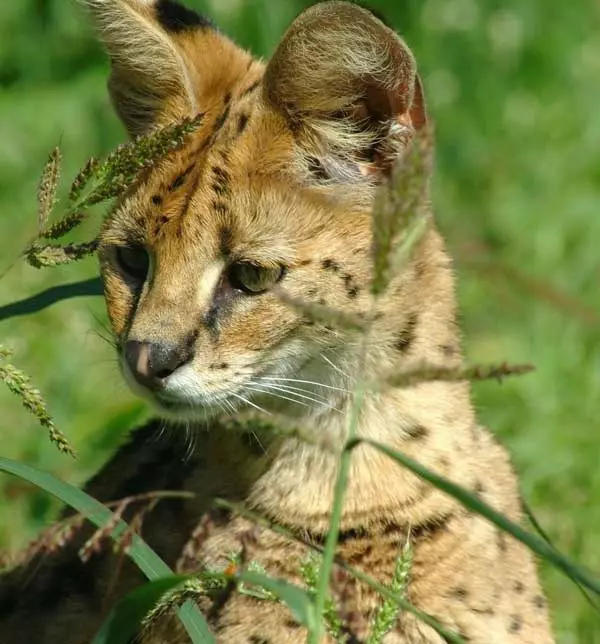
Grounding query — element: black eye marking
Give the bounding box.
[228,262,284,295]
[115,246,149,281]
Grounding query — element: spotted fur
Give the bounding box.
[0,1,553,643]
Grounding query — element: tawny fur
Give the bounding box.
[0,1,553,643]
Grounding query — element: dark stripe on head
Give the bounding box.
[156,0,213,33]
[237,112,249,135]
[240,79,261,98]
[168,165,194,192]
[219,225,233,255]
[213,104,232,135]
[211,166,230,196]
[213,200,230,218]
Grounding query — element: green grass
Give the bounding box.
[0,0,599,641]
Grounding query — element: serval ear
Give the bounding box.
[264,1,427,178]
[83,0,252,137]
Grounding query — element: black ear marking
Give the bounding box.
[156,0,213,33]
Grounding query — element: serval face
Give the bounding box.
[93,0,426,420]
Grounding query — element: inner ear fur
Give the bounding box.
[84,0,252,137]
[264,1,427,172]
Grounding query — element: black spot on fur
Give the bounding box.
[513,580,525,594]
[406,423,428,439]
[284,618,301,630]
[533,594,546,609]
[237,112,249,135]
[156,0,212,33]
[411,513,454,541]
[337,525,371,543]
[393,313,418,353]
[321,258,340,272]
[450,586,469,599]
[474,480,485,495]
[219,225,233,255]
[496,530,508,552]
[152,195,163,205]
[343,273,360,298]
[508,616,522,633]
[307,287,318,297]
[439,343,458,357]
[248,637,271,644]
[160,215,169,224]
[414,259,427,279]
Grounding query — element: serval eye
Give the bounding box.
[228,262,284,294]
[115,245,149,281]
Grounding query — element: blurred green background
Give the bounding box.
[0,0,598,641]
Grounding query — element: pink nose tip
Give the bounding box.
[124,340,191,390]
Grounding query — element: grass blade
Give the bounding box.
[0,457,214,644]
[237,570,315,630]
[352,439,600,597]
[92,575,190,644]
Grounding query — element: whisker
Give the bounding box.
[320,353,351,379]
[250,380,330,400]
[250,430,267,455]
[245,385,314,410]
[184,421,196,462]
[250,382,334,407]
[230,391,272,416]
[256,377,351,393]
[246,385,341,413]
